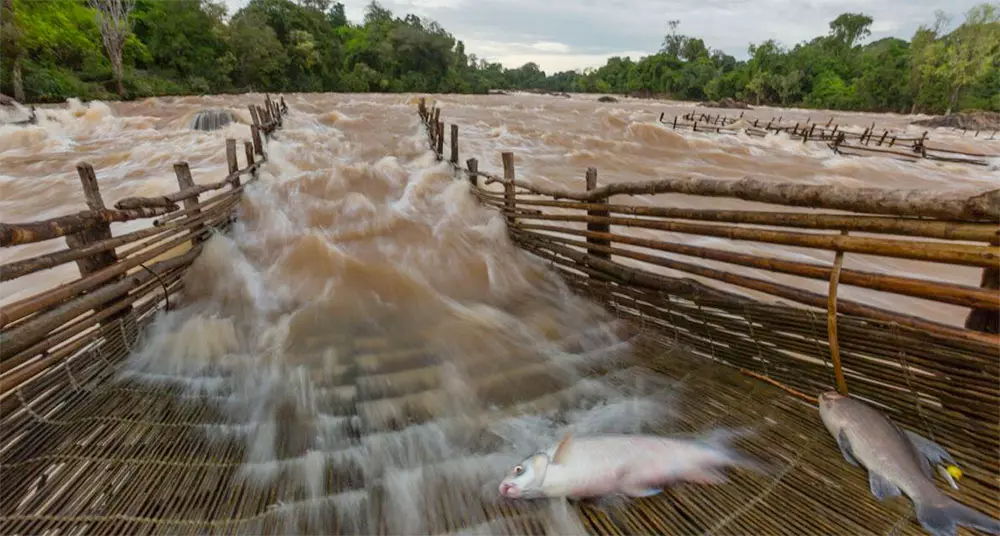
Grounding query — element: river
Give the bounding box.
[0,93,996,533]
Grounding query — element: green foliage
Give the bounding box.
[3,0,998,116]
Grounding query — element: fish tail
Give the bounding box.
[699,427,772,476]
[916,494,1000,536]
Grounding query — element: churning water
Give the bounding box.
[1,92,996,532]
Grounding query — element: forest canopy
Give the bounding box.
[1,0,997,114]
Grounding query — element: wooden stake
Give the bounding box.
[502,152,516,227]
[249,105,260,127]
[174,163,204,247]
[585,167,611,261]
[827,230,850,395]
[966,233,1000,334]
[251,125,263,157]
[226,138,239,174]
[450,124,459,165]
[436,121,445,157]
[466,158,478,187]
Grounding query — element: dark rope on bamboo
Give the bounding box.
[138,263,170,312]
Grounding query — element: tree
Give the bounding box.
[935,3,1000,114]
[90,0,134,96]
[908,11,949,113]
[828,13,873,48]
[1,0,24,101]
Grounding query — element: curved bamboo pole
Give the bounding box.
[828,231,849,396]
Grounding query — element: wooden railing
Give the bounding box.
[419,98,999,507]
[0,95,289,406]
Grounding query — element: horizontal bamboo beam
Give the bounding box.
[513,231,999,348]
[0,248,200,362]
[0,205,230,331]
[475,194,998,242]
[0,196,237,283]
[114,161,259,210]
[0,206,176,248]
[481,175,1000,222]
[512,225,998,310]
[508,213,1000,268]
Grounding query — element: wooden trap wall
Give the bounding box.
[419,98,1000,518]
[658,109,999,166]
[0,95,289,500]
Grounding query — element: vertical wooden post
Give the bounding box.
[226,138,240,187]
[877,130,888,146]
[432,108,440,127]
[501,152,516,227]
[436,122,445,157]
[174,163,204,247]
[67,163,135,347]
[658,112,664,122]
[418,98,427,121]
[672,116,678,129]
[249,105,260,128]
[965,233,1000,334]
[450,124,459,165]
[466,158,478,187]
[244,140,255,182]
[585,167,610,260]
[251,125,264,158]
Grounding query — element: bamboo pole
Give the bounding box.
[0,206,176,247]
[480,197,997,242]
[828,230,849,395]
[511,229,999,347]
[244,141,255,182]
[436,121,445,157]
[482,175,1000,222]
[0,250,198,389]
[0,198,236,282]
[496,222,998,310]
[966,233,1000,334]
[508,213,1000,268]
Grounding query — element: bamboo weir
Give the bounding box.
[0,94,997,535]
[657,109,1000,166]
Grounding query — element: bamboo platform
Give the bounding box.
[657,110,999,166]
[0,96,997,535]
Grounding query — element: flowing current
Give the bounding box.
[0,93,997,532]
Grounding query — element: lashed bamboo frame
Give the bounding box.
[418,100,999,514]
[0,95,289,399]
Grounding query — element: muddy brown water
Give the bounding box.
[0,93,997,532]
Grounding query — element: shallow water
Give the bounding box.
[1,92,997,532]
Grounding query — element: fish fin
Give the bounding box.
[868,472,902,501]
[836,430,860,467]
[627,488,662,497]
[552,433,572,465]
[916,496,1000,536]
[904,430,960,490]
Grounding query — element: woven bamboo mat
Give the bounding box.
[1,319,988,535]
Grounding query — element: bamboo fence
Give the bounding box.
[420,98,1000,520]
[658,110,999,166]
[0,94,287,498]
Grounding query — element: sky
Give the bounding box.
[221,0,983,73]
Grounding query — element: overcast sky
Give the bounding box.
[222,0,981,73]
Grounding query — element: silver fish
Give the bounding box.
[818,391,1000,536]
[497,428,761,500]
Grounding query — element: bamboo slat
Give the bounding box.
[0,206,176,247]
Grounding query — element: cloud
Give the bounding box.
[222,0,987,72]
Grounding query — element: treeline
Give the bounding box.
[1,0,997,115]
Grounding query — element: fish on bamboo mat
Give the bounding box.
[497,428,764,500]
[818,391,1000,536]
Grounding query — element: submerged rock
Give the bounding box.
[597,96,618,103]
[190,108,235,131]
[912,110,1000,131]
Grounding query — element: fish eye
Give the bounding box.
[514,465,523,475]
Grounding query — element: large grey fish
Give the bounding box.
[497,428,763,500]
[818,391,1000,536]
